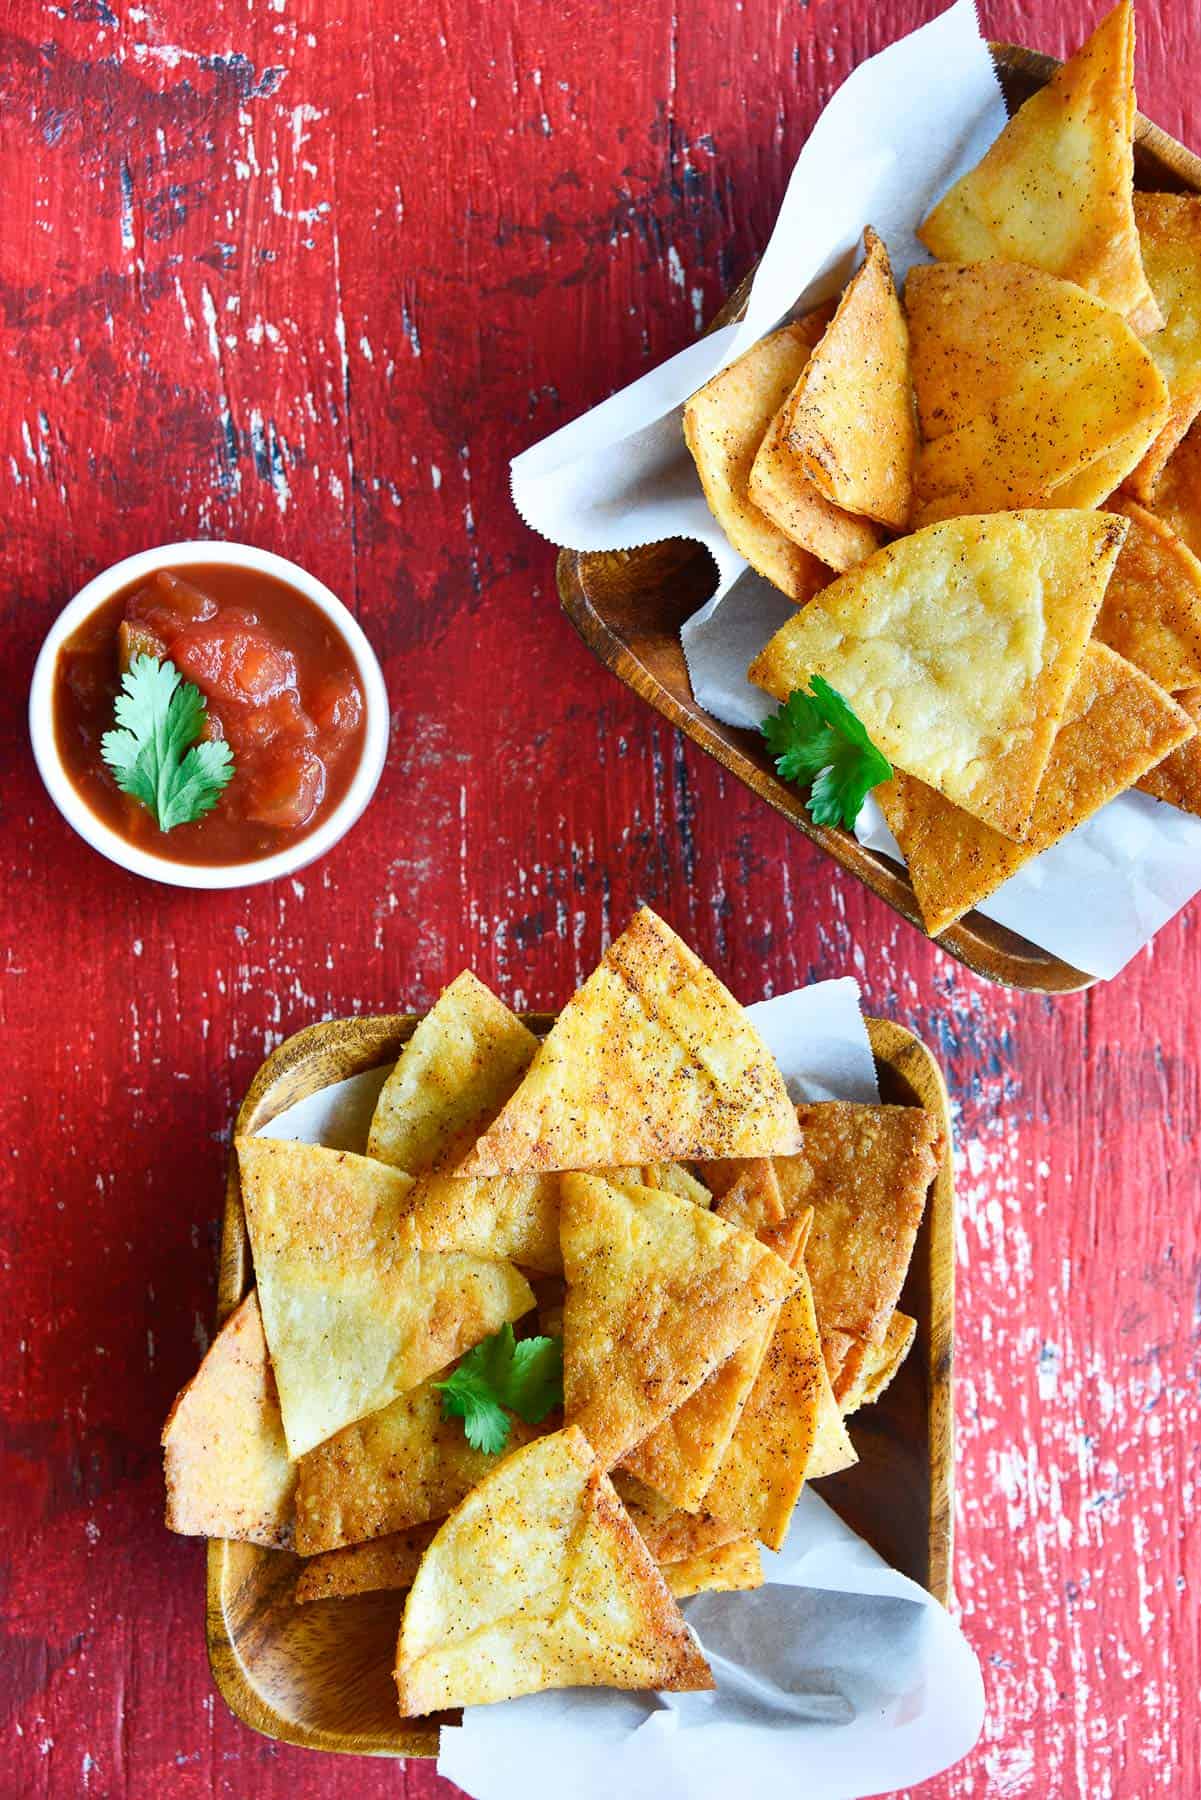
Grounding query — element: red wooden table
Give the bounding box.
[3,1,1199,1795]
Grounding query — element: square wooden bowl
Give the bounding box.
[205,1009,955,1757]
[557,44,1201,995]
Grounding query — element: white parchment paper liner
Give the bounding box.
[257,978,984,1800]
[510,0,1201,980]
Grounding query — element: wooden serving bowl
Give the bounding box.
[557,45,1201,995]
[205,1010,954,1758]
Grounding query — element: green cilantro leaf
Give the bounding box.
[761,675,892,830]
[434,1324,563,1455]
[100,654,234,832]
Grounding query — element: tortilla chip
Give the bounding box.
[775,1103,940,1346]
[462,908,802,1174]
[294,1366,545,1554]
[748,365,885,574]
[560,1171,798,1467]
[161,1289,295,1547]
[1148,415,1201,557]
[805,1355,859,1481]
[700,1235,823,1550]
[683,318,834,600]
[644,1163,712,1208]
[617,1204,804,1510]
[394,1427,713,1712]
[749,510,1127,840]
[1096,498,1201,689]
[295,1525,437,1603]
[855,1311,918,1411]
[880,643,1196,936]
[782,228,914,528]
[919,2,1159,331]
[821,1329,869,1407]
[905,262,1166,524]
[1138,686,1201,815]
[399,1169,563,1276]
[236,1137,534,1458]
[609,1477,743,1563]
[367,971,539,1173]
[662,1537,763,1599]
[1126,193,1201,496]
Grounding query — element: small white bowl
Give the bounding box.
[29,541,390,890]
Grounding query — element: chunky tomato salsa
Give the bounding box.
[53,563,366,866]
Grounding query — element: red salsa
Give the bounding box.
[53,563,367,866]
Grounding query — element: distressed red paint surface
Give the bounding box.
[1,1,1199,1795]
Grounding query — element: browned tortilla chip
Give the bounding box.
[236,1137,534,1458]
[394,1427,713,1712]
[662,1537,763,1599]
[615,1483,745,1565]
[879,643,1196,937]
[707,1159,784,1232]
[400,1168,563,1275]
[1126,193,1201,496]
[919,3,1159,331]
[462,908,802,1175]
[1148,416,1201,557]
[1138,687,1201,815]
[161,1289,295,1547]
[805,1354,859,1481]
[683,318,834,601]
[368,971,538,1173]
[1097,498,1201,690]
[780,228,914,529]
[749,510,1127,840]
[774,1103,940,1346]
[854,1312,918,1411]
[560,1170,798,1467]
[294,1525,437,1603]
[905,263,1166,524]
[294,1364,545,1554]
[821,1329,868,1407]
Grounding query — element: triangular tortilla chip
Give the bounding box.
[399,1169,563,1275]
[919,2,1160,330]
[749,510,1128,839]
[821,1329,869,1406]
[161,1289,295,1547]
[805,1355,859,1481]
[880,643,1196,936]
[236,1137,534,1458]
[295,1525,437,1603]
[684,318,834,600]
[774,1102,940,1345]
[560,1171,798,1466]
[462,908,802,1174]
[613,1475,744,1563]
[394,1427,713,1712]
[779,228,914,528]
[1138,686,1201,815]
[1096,498,1201,689]
[700,1234,823,1550]
[662,1537,763,1599]
[368,970,538,1173]
[294,1364,546,1554]
[905,263,1167,525]
[1126,193,1201,497]
[1148,415,1201,557]
[853,1311,918,1412]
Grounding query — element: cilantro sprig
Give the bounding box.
[101,653,234,832]
[761,676,892,830]
[435,1324,563,1455]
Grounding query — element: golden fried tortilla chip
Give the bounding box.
[880,643,1196,936]
[394,1427,713,1713]
[749,510,1127,839]
[775,1103,940,1345]
[684,319,834,600]
[662,1537,763,1599]
[1138,686,1201,815]
[1126,193,1201,496]
[919,2,1159,331]
[294,1525,437,1603]
[905,262,1166,524]
[560,1171,798,1467]
[821,1329,868,1407]
[1096,498,1201,689]
[161,1289,295,1547]
[701,1234,823,1551]
[707,1160,784,1233]
[294,1365,545,1554]
[462,908,802,1174]
[1148,416,1201,557]
[400,1169,563,1275]
[855,1311,918,1411]
[368,972,539,1173]
[805,1354,859,1481]
[782,228,914,528]
[236,1137,534,1458]
[617,1483,745,1564]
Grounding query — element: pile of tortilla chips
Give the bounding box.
[162,908,943,1722]
[685,1,1201,939]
